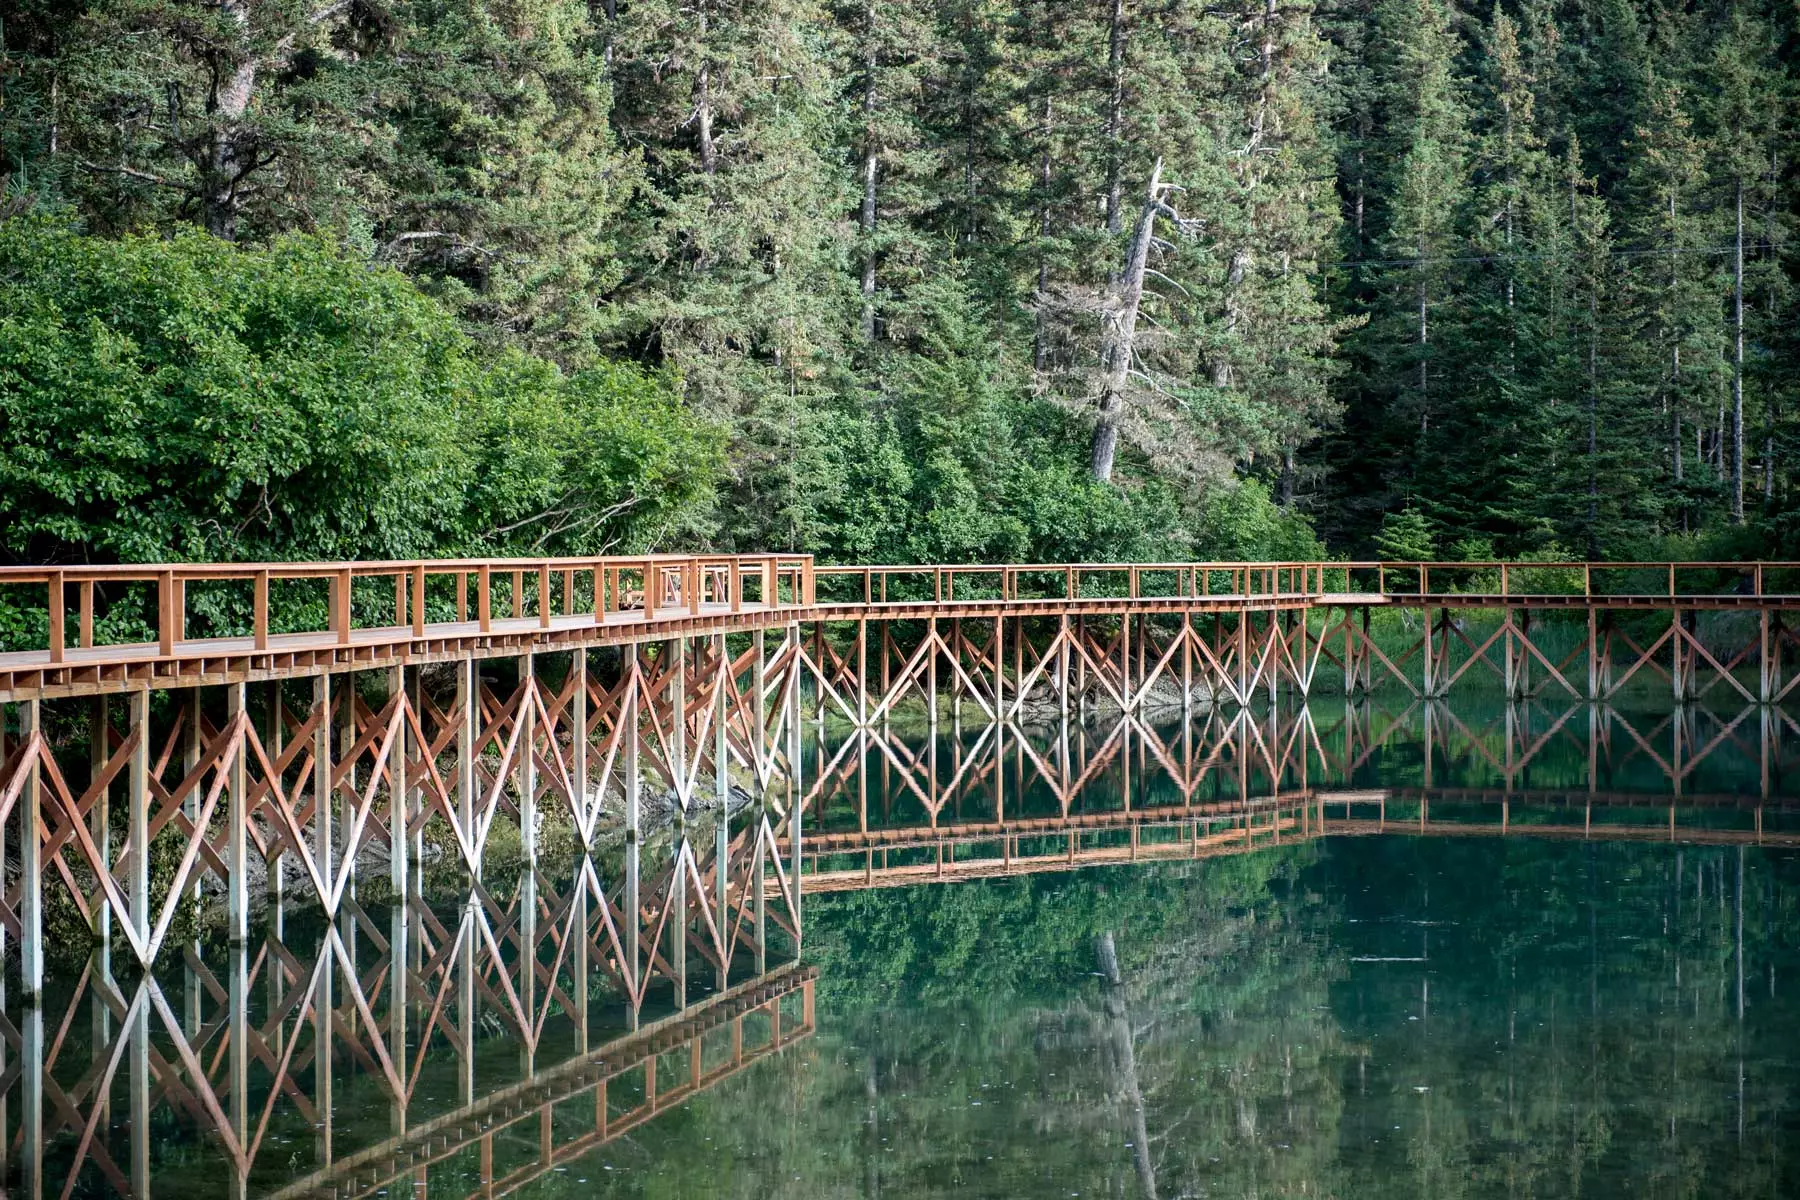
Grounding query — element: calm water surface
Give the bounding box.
[19,699,1800,1199]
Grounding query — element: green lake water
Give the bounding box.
[18,699,1800,1199]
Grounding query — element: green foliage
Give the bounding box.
[1373,506,1435,561]
[0,219,717,567]
[1197,477,1327,560]
[2,0,1797,562]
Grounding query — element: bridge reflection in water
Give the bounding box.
[7,698,1800,1199]
[6,843,809,1200]
[793,699,1800,889]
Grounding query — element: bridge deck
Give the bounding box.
[0,590,1321,700]
[0,599,802,699]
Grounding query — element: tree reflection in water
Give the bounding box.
[8,700,1800,1199]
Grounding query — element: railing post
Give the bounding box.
[79,579,95,648]
[335,568,353,645]
[47,571,65,663]
[255,570,271,650]
[158,570,177,656]
[412,567,426,637]
[478,565,493,632]
[539,564,553,629]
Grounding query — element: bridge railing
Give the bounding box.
[0,553,814,662]
[811,561,1337,604]
[1340,560,1800,599]
[5,555,1797,663]
[811,560,1800,605]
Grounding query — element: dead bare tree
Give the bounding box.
[1090,158,1199,484]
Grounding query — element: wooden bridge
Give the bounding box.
[1,553,1797,999]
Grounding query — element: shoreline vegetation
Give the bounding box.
[2,0,1796,588]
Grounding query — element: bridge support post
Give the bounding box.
[1669,610,1683,703]
[927,618,939,727]
[624,664,641,1022]
[857,620,869,727]
[995,615,1005,721]
[1075,616,1087,717]
[1360,607,1372,694]
[388,668,409,898]
[949,618,962,723]
[89,698,111,944]
[226,682,248,942]
[1760,610,1773,703]
[671,638,687,815]
[1121,613,1133,713]
[753,629,768,777]
[1268,615,1279,706]
[788,631,804,951]
[19,698,42,999]
[1586,609,1600,701]
[1236,611,1249,706]
[129,688,151,955]
[1421,608,1434,698]
[520,654,537,865]
[1774,614,1786,701]
[1182,612,1194,710]
[1505,610,1519,699]
[337,674,356,892]
[456,660,476,879]
[1518,611,1532,697]
[573,649,590,847]
[314,675,335,898]
[266,682,286,906]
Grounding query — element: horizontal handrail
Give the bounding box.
[810,560,1798,603]
[0,554,815,664]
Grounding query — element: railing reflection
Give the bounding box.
[792,700,1800,883]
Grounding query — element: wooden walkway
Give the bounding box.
[6,553,1799,701]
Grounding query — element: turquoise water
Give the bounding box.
[16,700,1800,1199]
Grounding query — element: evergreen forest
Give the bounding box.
[2,0,1796,567]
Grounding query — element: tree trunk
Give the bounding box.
[1587,288,1599,555]
[1732,178,1745,523]
[1670,189,1683,490]
[1090,159,1166,484]
[1417,273,1430,434]
[1104,0,1126,236]
[204,0,259,240]
[1096,932,1158,1200]
[697,0,717,175]
[860,26,879,344]
[1034,94,1054,373]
